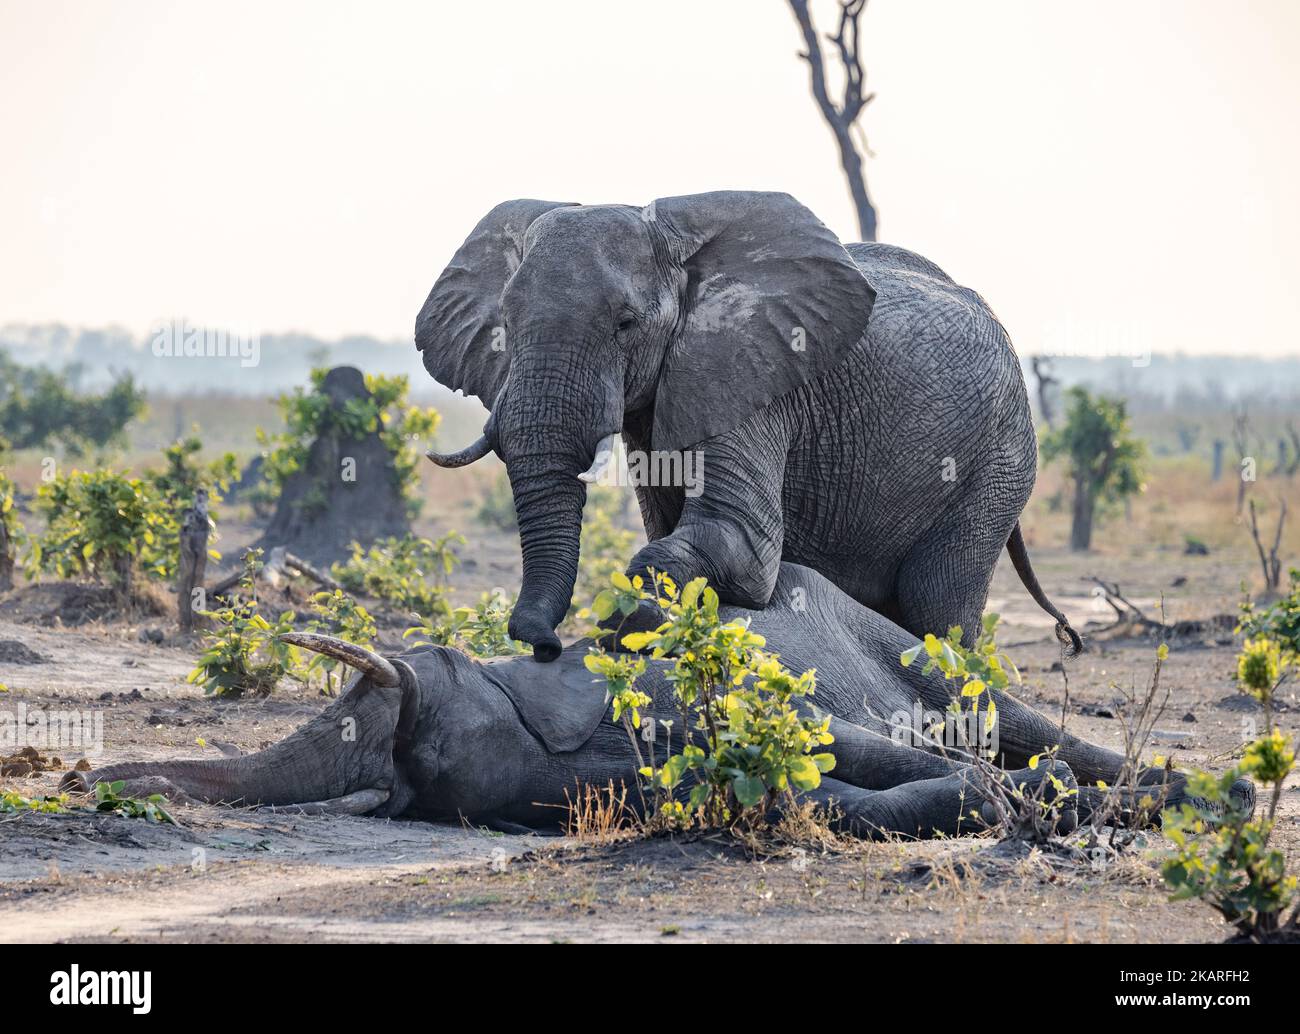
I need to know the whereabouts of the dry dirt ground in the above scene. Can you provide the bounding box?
[1,537,1297,943]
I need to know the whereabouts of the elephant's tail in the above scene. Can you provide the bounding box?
[1006,522,1083,657]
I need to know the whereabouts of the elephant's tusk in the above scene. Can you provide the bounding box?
[426,435,492,468]
[279,632,401,687]
[577,433,619,485]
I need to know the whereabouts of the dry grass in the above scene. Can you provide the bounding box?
[561,779,639,843]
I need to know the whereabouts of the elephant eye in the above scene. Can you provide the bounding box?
[615,316,635,334]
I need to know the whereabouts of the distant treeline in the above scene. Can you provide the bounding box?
[0,323,438,398]
[2,322,1297,412]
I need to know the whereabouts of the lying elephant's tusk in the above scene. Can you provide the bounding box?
[426,434,492,468]
[279,632,401,687]
[259,787,391,816]
[577,432,619,485]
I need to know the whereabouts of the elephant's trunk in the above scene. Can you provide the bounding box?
[499,359,620,662]
[62,678,406,806]
[506,457,586,662]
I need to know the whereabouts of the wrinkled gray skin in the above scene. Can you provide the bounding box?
[416,191,1079,662]
[62,566,1251,840]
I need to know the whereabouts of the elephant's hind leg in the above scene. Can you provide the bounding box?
[810,726,1081,839]
[824,716,956,789]
[891,514,1006,650]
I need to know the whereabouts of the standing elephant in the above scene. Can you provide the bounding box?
[417,191,1079,662]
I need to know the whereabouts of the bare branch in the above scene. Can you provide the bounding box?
[787,0,878,240]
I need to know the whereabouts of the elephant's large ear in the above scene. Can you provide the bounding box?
[415,199,577,407]
[648,191,874,452]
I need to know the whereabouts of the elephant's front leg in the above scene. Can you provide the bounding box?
[620,424,789,626]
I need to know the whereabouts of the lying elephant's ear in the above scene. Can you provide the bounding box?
[415,199,577,407]
[648,191,874,453]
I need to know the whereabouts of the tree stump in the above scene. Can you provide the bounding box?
[255,366,411,566]
[0,522,13,593]
[178,489,210,632]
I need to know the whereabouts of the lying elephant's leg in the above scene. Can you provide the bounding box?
[59,668,411,815]
[983,689,1256,819]
[985,692,1126,782]
[801,759,1077,840]
[824,716,959,790]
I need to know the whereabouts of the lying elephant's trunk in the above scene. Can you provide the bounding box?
[62,638,410,808]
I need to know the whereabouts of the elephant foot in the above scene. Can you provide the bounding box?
[978,761,1079,836]
[597,598,668,654]
[1076,769,1257,830]
[1153,768,1257,825]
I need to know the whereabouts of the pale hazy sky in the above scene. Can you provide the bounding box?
[2,0,1297,356]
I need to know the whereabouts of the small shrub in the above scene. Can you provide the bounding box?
[404,588,527,658]
[27,469,176,591]
[303,589,379,695]
[476,470,517,532]
[145,433,239,509]
[1162,582,1299,940]
[585,571,834,833]
[188,552,302,696]
[567,486,638,631]
[143,432,238,572]
[0,459,24,588]
[91,780,175,824]
[0,789,68,814]
[900,616,1075,842]
[332,532,463,616]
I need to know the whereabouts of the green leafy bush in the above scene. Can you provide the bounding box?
[91,780,175,823]
[0,789,68,814]
[0,352,145,456]
[476,470,517,531]
[1162,583,1299,940]
[0,459,24,587]
[899,616,1076,841]
[568,486,638,630]
[255,368,440,516]
[27,469,176,590]
[143,433,239,570]
[404,588,527,658]
[146,434,239,509]
[332,532,464,616]
[585,571,834,831]
[188,553,302,696]
[304,589,379,694]
[1238,568,1300,657]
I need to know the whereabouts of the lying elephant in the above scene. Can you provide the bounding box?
[62,566,1250,839]
[417,190,1080,661]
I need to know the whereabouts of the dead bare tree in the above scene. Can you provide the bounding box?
[1029,356,1059,429]
[1285,420,1300,477]
[1247,497,1288,596]
[788,0,878,241]
[1232,407,1254,516]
